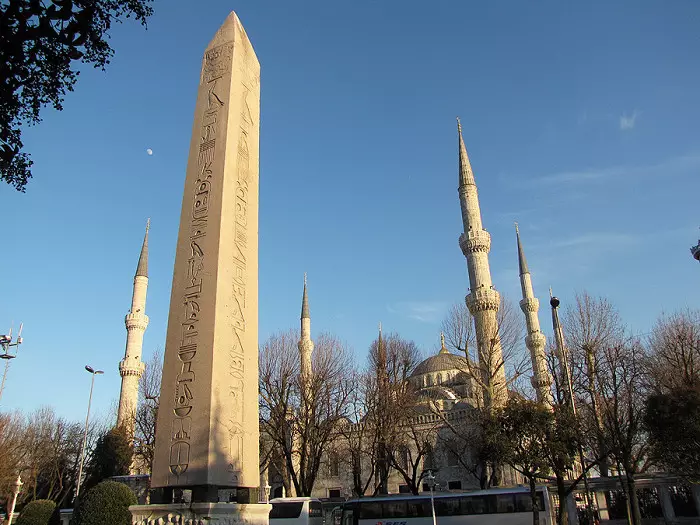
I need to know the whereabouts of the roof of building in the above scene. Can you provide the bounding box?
[411,350,468,377]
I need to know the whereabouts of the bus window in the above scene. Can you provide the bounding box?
[358,502,382,520]
[515,493,533,512]
[462,495,487,515]
[270,502,304,519]
[383,501,407,518]
[435,497,460,516]
[341,508,353,525]
[405,500,431,518]
[496,494,516,513]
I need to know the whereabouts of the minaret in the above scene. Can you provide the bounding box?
[117,220,149,433]
[298,274,314,390]
[549,290,574,407]
[515,224,553,405]
[456,118,507,408]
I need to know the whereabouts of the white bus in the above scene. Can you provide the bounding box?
[270,497,326,525]
[335,486,553,525]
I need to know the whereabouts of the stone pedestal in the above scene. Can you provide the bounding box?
[130,502,271,525]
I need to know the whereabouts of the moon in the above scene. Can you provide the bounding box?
[146,148,153,156]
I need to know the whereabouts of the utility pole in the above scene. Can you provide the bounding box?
[0,322,24,403]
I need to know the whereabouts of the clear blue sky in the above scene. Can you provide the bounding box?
[2,0,699,423]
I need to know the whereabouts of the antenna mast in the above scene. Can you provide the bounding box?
[0,322,25,403]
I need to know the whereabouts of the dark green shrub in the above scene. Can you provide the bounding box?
[73,480,137,525]
[16,499,56,525]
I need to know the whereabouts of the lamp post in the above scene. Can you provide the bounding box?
[691,231,700,263]
[6,474,23,525]
[75,365,103,499]
[426,470,437,525]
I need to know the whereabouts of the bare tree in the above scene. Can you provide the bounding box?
[0,407,102,510]
[437,298,526,487]
[596,339,652,525]
[336,370,380,497]
[259,330,354,497]
[366,332,423,495]
[647,309,700,393]
[133,348,162,474]
[441,298,527,411]
[563,292,625,477]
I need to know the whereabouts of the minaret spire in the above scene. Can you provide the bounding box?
[515,224,553,405]
[457,117,475,187]
[135,218,150,278]
[456,119,507,409]
[298,274,314,388]
[117,220,149,450]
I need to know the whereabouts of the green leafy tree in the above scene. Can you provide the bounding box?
[644,386,700,482]
[1,0,154,191]
[16,499,56,525]
[82,426,132,493]
[72,480,136,525]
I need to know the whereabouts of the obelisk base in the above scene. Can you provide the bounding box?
[130,502,271,525]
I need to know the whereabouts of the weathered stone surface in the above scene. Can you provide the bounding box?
[150,11,261,492]
[130,503,271,525]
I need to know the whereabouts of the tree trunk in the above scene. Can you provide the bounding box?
[626,474,642,525]
[556,472,569,525]
[530,475,540,525]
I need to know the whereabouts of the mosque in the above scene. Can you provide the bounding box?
[114,121,553,498]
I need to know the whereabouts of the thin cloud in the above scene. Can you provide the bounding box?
[619,110,639,130]
[552,232,642,249]
[386,301,448,323]
[531,153,700,186]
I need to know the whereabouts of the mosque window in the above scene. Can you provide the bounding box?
[329,452,340,477]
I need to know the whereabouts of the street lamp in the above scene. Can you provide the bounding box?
[75,365,103,499]
[425,470,437,525]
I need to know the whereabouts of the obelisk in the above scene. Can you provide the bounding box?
[149,11,261,505]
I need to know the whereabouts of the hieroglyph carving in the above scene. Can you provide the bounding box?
[167,42,233,485]
[226,50,257,484]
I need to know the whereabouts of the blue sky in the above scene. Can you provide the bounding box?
[2,0,700,423]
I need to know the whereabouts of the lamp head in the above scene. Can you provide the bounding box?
[85,365,94,373]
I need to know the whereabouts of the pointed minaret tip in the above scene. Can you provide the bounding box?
[135,219,149,278]
[457,117,475,187]
[301,274,310,319]
[515,223,529,276]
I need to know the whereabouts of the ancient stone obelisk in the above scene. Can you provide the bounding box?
[135,12,264,519]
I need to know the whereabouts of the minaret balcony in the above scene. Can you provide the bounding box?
[465,288,500,313]
[119,359,145,377]
[525,332,546,350]
[459,230,491,256]
[519,297,540,313]
[125,312,149,330]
